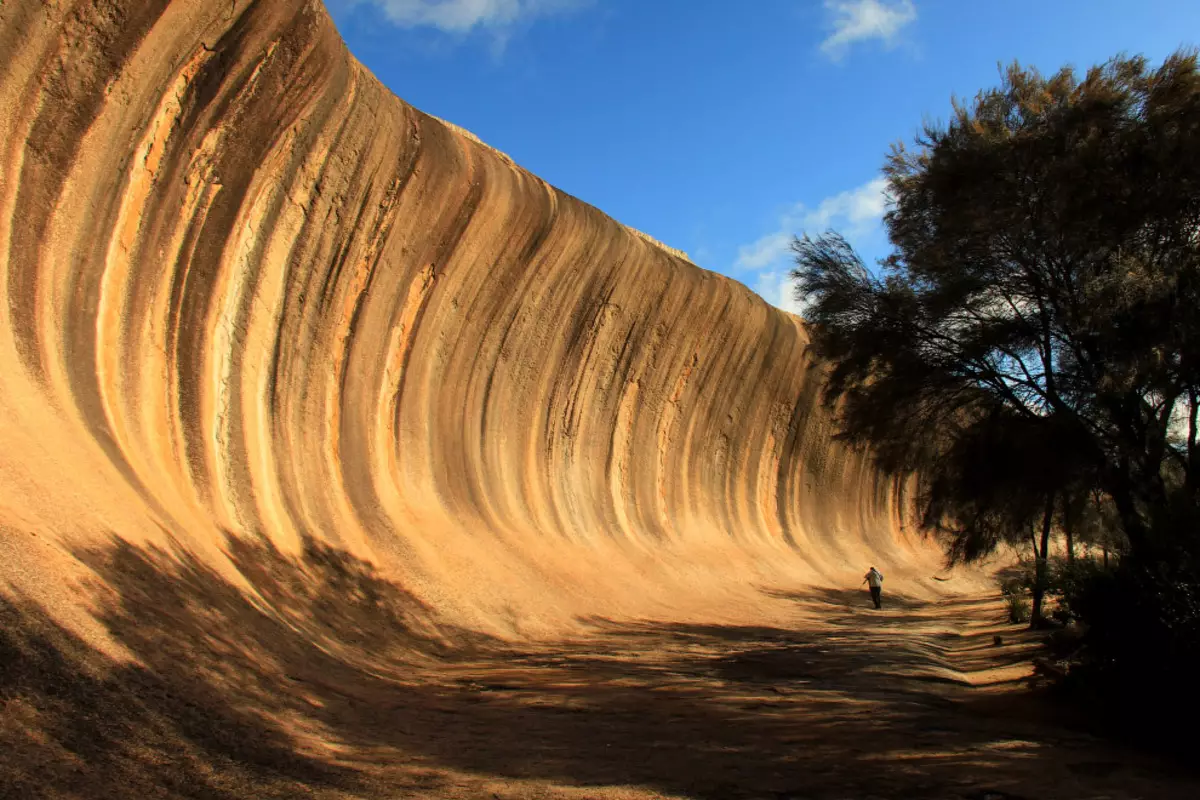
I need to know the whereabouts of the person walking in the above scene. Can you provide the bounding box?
[863,567,884,609]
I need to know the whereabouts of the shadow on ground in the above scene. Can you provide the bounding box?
[1,533,1196,799]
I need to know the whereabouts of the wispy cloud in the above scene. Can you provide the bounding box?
[737,176,890,314]
[820,0,917,61]
[736,177,888,272]
[353,0,589,33]
[736,232,793,272]
[755,270,810,317]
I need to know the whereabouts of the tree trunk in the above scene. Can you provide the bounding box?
[1187,390,1198,495]
[1105,462,1150,556]
[1064,493,1075,564]
[1031,492,1055,628]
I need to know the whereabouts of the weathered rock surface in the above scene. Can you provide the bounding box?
[0,0,946,639]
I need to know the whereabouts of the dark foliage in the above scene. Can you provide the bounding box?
[792,49,1200,741]
[1058,551,1200,755]
[793,50,1200,562]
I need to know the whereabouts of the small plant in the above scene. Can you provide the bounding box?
[1005,593,1031,624]
[999,575,1025,597]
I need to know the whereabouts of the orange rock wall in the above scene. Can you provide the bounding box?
[0,0,942,638]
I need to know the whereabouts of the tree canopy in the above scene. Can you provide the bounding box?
[792,51,1200,564]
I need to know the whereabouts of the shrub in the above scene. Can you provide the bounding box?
[1004,593,1031,624]
[1059,553,1200,756]
[1049,558,1108,603]
[998,561,1037,595]
[998,574,1026,597]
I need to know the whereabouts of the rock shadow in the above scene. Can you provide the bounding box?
[2,533,1195,800]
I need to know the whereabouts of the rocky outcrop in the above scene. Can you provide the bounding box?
[0,0,941,638]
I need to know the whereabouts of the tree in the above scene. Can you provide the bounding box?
[916,408,1088,623]
[792,51,1200,566]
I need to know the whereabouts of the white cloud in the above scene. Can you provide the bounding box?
[355,0,588,33]
[735,232,792,272]
[803,176,889,233]
[820,0,916,60]
[737,176,890,314]
[755,270,809,317]
[736,177,888,272]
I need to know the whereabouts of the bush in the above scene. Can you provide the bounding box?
[998,573,1027,597]
[1004,593,1031,624]
[1058,553,1200,756]
[1048,558,1108,605]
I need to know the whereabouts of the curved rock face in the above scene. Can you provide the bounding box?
[0,0,943,638]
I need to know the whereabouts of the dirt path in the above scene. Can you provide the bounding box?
[3,541,1196,799]
[403,591,1196,800]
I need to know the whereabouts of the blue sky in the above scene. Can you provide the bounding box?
[328,0,1198,313]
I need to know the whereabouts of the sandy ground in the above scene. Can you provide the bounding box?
[3,536,1196,800]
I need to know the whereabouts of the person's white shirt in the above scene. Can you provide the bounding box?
[865,569,883,588]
